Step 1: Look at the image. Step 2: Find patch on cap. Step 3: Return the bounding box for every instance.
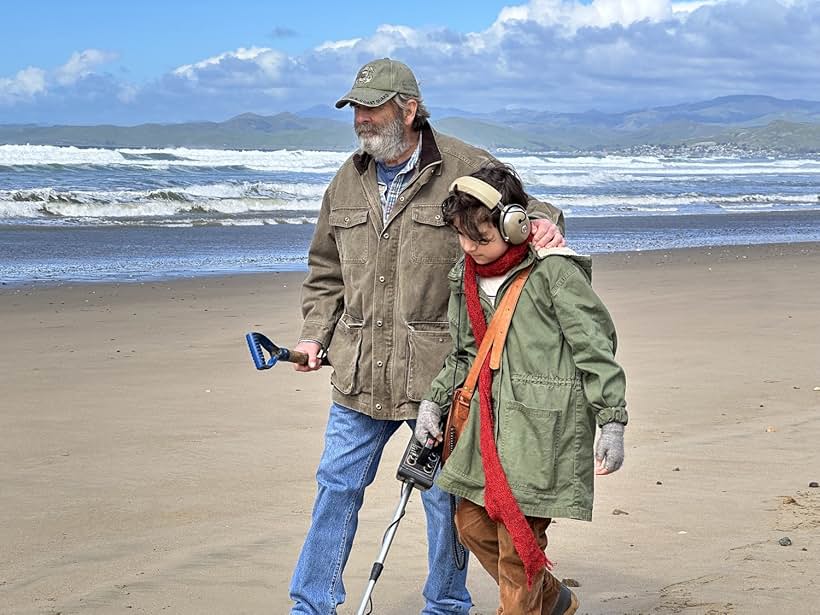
[356,65,375,85]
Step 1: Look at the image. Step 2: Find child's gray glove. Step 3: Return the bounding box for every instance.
[595,422,625,475]
[414,400,443,445]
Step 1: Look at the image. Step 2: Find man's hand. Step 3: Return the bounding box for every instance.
[292,340,323,372]
[414,400,443,445]
[530,219,566,250]
[595,422,625,475]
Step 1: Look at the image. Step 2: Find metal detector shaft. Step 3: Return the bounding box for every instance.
[355,481,414,615]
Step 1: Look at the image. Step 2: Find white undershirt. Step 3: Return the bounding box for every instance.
[478,274,508,306]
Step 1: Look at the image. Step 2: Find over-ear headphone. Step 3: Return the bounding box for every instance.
[448,176,531,245]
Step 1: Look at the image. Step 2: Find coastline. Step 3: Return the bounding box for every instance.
[2,241,819,614]
[5,209,820,288]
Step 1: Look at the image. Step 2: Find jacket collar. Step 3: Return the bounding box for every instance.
[353,122,442,175]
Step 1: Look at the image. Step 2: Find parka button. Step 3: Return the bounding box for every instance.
[379,276,385,283]
[344,216,350,222]
[376,320,383,327]
[383,232,389,239]
[375,404,382,411]
[399,196,405,202]
[376,360,383,367]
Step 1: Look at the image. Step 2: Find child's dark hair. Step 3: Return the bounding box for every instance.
[441,163,528,243]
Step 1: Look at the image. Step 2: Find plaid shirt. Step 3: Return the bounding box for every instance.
[377,134,422,223]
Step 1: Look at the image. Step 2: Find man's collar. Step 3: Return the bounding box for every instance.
[353,123,441,175]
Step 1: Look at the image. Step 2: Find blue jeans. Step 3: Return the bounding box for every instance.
[289,402,472,614]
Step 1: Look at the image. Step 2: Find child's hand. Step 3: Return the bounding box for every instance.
[414,400,444,445]
[595,422,625,475]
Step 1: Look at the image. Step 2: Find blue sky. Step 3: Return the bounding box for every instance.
[2,0,819,125]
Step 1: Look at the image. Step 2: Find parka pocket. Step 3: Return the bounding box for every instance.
[410,206,460,265]
[328,313,364,395]
[330,209,369,264]
[406,321,451,401]
[498,401,561,494]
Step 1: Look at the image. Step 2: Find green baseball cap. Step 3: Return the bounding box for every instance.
[335,58,420,109]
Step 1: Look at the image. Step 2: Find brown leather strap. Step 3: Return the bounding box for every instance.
[461,265,532,402]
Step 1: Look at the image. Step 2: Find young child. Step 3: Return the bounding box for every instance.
[415,163,628,615]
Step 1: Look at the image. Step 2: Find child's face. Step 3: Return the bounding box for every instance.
[454,220,509,265]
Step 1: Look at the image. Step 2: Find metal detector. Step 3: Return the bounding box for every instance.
[243,331,445,615]
[355,436,443,615]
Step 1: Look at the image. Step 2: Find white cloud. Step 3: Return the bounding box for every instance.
[495,0,676,33]
[173,47,285,83]
[55,49,118,85]
[0,48,118,107]
[315,38,361,51]
[0,67,47,103]
[671,0,720,14]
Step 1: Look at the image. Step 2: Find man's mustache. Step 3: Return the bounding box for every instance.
[355,123,377,135]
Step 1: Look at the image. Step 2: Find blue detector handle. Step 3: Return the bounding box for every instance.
[245,332,327,370]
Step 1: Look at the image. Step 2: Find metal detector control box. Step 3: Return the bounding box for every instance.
[396,436,442,491]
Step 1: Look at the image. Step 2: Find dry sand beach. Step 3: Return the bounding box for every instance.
[2,242,819,615]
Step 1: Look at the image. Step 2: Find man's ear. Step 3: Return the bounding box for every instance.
[403,99,418,128]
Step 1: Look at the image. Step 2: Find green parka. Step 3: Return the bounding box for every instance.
[299,124,563,420]
[426,248,628,521]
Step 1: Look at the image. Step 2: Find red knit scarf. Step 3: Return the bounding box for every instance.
[464,242,553,587]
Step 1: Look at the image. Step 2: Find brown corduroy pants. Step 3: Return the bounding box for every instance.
[454,499,563,615]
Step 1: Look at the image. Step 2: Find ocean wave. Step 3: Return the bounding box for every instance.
[506,154,820,188]
[0,180,326,219]
[145,189,193,202]
[4,145,820,178]
[0,214,321,228]
[120,151,192,162]
[543,192,820,210]
[0,144,349,173]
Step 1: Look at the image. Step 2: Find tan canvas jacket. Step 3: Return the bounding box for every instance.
[300,124,564,420]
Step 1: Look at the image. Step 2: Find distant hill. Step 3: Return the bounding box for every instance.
[0,112,356,151]
[2,95,820,154]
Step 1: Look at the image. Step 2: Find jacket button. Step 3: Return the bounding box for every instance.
[383,232,389,239]
[379,276,385,283]
[399,196,405,202]
[376,320,383,327]
[344,216,350,222]
[375,404,382,411]
[376,360,383,367]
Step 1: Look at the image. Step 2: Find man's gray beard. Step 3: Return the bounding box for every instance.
[356,114,409,163]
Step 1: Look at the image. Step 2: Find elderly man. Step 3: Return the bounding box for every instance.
[289,58,565,615]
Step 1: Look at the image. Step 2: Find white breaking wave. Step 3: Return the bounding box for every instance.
[4,145,820,178]
[0,180,326,220]
[504,154,820,189]
[0,197,322,219]
[545,192,820,209]
[2,147,819,226]
[0,144,349,173]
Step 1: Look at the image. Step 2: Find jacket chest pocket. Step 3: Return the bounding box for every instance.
[410,206,460,265]
[330,209,369,264]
